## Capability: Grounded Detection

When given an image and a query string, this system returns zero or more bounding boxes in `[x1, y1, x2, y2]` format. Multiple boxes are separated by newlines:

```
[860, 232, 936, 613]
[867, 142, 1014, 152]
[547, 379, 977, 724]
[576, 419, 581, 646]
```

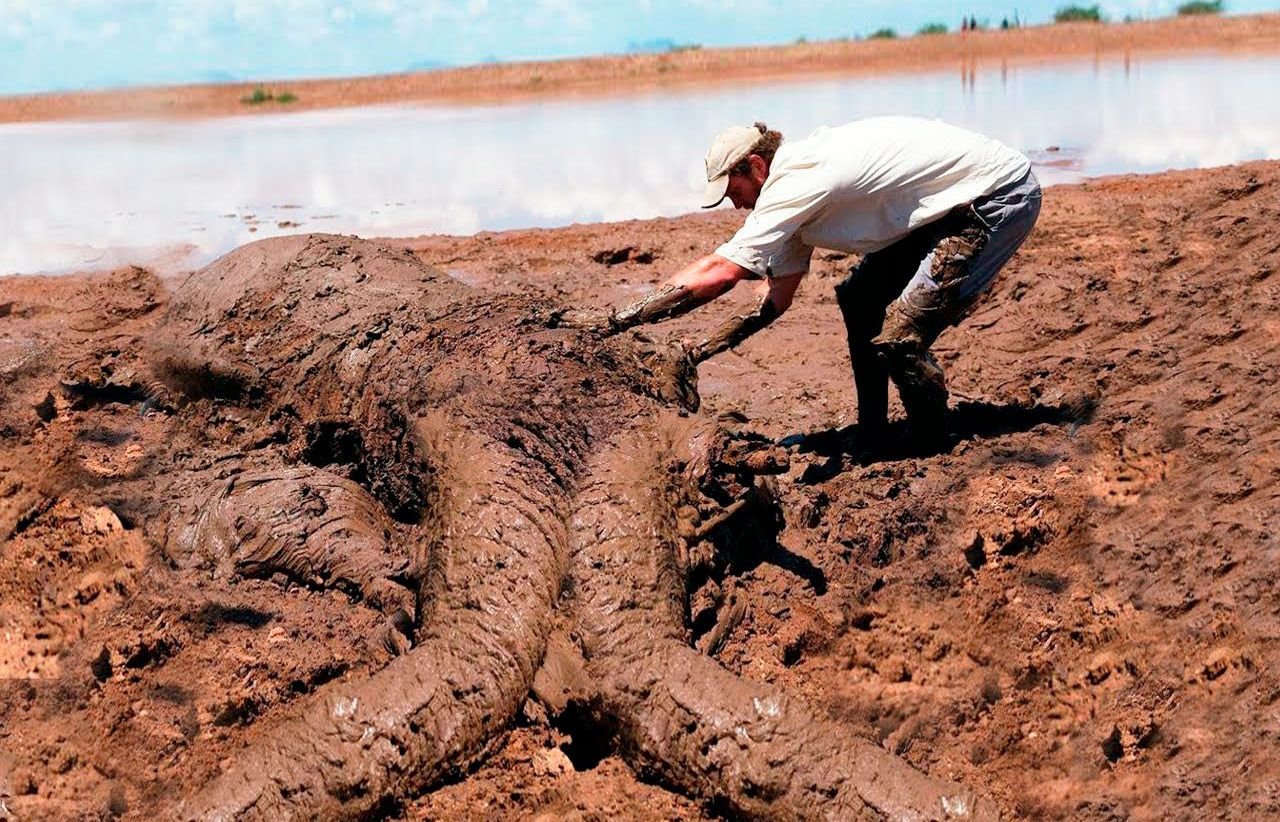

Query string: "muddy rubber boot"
[880, 343, 950, 452]
[850, 418, 892, 458]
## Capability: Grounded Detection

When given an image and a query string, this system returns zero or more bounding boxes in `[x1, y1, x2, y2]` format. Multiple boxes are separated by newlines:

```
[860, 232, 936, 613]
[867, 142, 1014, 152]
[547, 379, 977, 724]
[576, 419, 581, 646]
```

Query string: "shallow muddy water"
[3, 53, 1279, 275]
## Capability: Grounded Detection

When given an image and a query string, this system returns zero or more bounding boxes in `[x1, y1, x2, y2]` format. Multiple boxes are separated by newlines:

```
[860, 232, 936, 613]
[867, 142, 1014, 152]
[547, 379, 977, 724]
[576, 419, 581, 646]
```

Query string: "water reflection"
[3, 53, 1279, 275]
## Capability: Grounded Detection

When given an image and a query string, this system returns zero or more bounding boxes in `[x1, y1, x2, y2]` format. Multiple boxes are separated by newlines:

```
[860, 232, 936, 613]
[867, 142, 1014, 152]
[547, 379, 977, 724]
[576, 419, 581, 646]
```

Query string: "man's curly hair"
[730, 122, 784, 175]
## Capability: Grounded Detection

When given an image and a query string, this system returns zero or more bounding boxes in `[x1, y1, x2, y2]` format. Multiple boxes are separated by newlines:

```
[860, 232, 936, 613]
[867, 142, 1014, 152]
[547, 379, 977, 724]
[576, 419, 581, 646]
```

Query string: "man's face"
[725, 154, 768, 210]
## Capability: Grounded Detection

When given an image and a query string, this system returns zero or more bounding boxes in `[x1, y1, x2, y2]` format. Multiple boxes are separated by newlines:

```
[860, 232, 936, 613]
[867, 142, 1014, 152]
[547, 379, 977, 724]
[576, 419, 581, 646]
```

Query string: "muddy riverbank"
[2, 159, 1279, 819]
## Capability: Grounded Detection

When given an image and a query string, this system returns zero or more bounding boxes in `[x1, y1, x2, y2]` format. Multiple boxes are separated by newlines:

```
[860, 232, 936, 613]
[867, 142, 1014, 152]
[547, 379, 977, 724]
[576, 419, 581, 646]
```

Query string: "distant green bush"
[917, 22, 948, 35]
[667, 42, 702, 52]
[241, 87, 270, 105]
[1177, 0, 1223, 14]
[1054, 4, 1102, 22]
[868, 28, 897, 39]
[239, 87, 299, 105]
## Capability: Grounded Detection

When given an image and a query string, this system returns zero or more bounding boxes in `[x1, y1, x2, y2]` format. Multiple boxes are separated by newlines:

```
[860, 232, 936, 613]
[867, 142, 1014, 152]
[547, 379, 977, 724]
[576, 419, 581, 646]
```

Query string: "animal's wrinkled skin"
[43, 236, 997, 820]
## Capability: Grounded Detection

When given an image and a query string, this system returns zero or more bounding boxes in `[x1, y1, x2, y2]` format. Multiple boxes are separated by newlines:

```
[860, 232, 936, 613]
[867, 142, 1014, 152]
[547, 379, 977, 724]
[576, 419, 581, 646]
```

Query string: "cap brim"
[700, 174, 729, 209]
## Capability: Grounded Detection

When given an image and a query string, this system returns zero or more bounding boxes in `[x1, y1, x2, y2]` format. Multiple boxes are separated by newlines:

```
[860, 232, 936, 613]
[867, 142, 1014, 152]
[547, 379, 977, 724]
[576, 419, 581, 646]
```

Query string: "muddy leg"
[835, 247, 923, 440]
[569, 420, 994, 821]
[871, 212, 993, 446]
[873, 320, 950, 448]
[181, 433, 566, 820]
[835, 268, 891, 436]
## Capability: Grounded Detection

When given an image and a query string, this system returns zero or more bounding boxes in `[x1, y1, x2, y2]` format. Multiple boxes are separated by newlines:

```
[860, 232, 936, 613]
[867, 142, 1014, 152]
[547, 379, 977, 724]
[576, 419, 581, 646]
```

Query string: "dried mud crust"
[1, 234, 982, 820]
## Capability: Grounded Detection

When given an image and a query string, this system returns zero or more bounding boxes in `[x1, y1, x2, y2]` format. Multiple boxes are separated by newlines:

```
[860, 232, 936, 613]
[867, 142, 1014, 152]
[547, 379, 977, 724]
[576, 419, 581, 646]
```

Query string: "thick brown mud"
[3, 161, 1280, 820]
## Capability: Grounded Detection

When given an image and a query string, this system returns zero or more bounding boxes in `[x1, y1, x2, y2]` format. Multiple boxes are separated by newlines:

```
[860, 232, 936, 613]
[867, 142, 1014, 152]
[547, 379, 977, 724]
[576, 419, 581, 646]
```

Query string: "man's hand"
[549, 255, 755, 336]
[646, 340, 700, 412]
[549, 307, 617, 332]
[687, 273, 802, 363]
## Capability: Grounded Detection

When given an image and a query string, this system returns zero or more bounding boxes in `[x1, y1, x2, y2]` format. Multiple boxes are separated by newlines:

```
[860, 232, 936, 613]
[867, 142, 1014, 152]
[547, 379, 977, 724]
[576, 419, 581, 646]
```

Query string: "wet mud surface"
[3, 161, 1280, 819]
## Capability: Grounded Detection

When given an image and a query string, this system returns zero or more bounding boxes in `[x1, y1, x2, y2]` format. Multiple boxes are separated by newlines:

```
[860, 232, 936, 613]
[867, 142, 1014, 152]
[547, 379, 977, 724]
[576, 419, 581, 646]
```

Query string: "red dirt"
[2, 160, 1279, 820]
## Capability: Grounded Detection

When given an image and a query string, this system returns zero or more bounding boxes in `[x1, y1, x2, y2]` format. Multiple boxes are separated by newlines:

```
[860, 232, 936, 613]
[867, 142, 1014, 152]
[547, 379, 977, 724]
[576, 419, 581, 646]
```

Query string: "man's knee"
[872, 300, 931, 351]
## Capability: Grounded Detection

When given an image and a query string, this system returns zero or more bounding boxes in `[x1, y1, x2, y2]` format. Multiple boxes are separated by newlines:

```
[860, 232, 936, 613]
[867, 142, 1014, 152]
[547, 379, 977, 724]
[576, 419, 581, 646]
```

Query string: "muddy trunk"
[182, 428, 569, 819]
[568, 421, 994, 821]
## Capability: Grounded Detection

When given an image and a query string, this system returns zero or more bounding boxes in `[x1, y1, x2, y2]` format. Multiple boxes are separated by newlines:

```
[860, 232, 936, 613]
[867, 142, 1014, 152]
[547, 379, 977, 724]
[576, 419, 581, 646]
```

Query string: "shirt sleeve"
[714, 173, 827, 279]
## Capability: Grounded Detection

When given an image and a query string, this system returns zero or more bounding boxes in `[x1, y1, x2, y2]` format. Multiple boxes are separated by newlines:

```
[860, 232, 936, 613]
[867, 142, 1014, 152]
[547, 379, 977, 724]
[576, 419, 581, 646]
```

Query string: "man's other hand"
[548, 307, 616, 332]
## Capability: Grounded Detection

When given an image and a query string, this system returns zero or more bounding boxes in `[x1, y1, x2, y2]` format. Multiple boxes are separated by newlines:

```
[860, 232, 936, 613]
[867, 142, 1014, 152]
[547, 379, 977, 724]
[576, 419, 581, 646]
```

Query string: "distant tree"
[238, 87, 298, 106]
[1176, 0, 1224, 14]
[918, 22, 948, 35]
[869, 27, 897, 39]
[1053, 5, 1103, 22]
[242, 87, 270, 105]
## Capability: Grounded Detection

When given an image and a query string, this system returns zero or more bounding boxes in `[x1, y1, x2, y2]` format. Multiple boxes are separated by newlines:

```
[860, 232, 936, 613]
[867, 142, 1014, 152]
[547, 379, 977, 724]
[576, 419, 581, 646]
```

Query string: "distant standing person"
[556, 116, 1041, 450]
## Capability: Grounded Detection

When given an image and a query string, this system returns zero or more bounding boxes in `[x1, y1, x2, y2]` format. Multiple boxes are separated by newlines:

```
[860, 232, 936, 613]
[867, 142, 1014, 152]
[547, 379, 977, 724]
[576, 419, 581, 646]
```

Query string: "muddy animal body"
[5, 234, 989, 820]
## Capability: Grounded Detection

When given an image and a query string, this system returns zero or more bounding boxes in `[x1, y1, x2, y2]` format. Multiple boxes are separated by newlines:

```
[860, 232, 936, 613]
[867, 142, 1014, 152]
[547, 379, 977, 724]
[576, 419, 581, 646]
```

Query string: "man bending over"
[558, 116, 1042, 449]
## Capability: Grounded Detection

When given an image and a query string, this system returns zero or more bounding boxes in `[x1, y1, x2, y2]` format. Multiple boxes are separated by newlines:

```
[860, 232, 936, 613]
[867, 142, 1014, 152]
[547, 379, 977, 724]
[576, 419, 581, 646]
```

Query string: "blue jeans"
[895, 170, 1043, 326]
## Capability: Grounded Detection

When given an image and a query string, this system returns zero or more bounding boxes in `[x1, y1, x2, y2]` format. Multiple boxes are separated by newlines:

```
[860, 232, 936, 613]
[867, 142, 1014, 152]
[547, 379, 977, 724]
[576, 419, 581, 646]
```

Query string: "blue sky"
[2, 0, 1277, 95]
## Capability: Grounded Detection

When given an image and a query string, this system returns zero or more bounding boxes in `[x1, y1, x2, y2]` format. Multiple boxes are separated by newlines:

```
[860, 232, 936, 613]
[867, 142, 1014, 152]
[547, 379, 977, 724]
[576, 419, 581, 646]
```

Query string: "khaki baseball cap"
[701, 125, 762, 208]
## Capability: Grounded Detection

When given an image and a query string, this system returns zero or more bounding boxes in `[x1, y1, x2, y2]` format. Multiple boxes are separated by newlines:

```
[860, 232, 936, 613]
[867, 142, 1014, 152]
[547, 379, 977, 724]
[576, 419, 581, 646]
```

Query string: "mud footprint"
[1087, 444, 1170, 508]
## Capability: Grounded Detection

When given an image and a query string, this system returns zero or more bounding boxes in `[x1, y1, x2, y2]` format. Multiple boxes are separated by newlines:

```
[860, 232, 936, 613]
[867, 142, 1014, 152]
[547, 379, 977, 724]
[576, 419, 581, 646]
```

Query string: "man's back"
[758, 116, 1031, 256]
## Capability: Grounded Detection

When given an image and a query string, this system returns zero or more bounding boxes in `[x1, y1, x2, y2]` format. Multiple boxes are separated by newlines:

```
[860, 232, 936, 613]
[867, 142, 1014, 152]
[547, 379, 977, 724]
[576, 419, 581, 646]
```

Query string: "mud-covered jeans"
[835, 170, 1042, 436]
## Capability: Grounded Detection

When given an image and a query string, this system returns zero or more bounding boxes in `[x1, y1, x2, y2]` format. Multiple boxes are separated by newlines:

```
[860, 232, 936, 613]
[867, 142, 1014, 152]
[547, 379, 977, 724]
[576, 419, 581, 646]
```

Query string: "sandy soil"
[2, 158, 1278, 819]
[2, 13, 1280, 124]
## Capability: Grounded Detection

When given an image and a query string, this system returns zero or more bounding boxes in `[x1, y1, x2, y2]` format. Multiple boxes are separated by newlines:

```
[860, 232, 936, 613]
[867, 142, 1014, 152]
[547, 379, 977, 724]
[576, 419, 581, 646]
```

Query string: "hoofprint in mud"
[0, 235, 990, 820]
[2, 162, 1279, 820]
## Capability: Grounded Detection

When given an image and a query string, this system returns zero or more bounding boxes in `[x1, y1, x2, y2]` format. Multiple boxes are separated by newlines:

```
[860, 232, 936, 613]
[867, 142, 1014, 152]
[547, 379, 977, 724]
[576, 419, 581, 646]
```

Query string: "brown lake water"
[4, 53, 1279, 275]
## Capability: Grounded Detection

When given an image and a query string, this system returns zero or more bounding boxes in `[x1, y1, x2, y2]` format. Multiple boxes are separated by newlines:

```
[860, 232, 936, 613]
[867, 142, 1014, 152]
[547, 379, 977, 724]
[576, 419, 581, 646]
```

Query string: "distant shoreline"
[2, 13, 1279, 124]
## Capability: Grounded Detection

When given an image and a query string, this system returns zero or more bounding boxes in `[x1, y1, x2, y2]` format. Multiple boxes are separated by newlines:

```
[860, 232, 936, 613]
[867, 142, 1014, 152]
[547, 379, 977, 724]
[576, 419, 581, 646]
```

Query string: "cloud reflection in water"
[3, 54, 1279, 275]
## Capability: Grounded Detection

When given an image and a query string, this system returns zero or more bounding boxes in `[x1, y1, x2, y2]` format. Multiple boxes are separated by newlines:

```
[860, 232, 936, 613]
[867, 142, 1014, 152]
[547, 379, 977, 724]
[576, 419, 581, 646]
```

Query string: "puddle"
[3, 53, 1280, 275]
[445, 268, 486, 288]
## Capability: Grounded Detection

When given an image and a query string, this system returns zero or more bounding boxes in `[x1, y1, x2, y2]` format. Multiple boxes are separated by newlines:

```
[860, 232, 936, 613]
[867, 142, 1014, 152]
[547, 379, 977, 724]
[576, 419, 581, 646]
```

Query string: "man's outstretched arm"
[555, 254, 753, 333]
[688, 272, 803, 364]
